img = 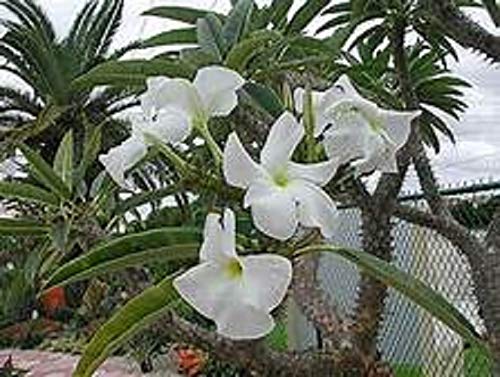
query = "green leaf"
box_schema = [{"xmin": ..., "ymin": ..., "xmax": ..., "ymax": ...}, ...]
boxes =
[
  {"xmin": 322, "ymin": 2, "xmax": 351, "ymax": 14},
  {"xmin": 243, "ymin": 82, "xmax": 284, "ymax": 118},
  {"xmin": 225, "ymin": 30, "xmax": 281, "ymax": 71},
  {"xmin": 0, "ymin": 217, "xmax": 48, "ymax": 236},
  {"xmin": 72, "ymin": 59, "xmax": 194, "ymax": 91},
  {"xmin": 482, "ymin": 0, "xmax": 500, "ymax": 26},
  {"xmin": 0, "ymin": 181, "xmax": 59, "ymax": 206},
  {"xmin": 53, "ymin": 130, "xmax": 74, "ymax": 192},
  {"xmin": 113, "ymin": 185, "xmax": 181, "ymax": 216},
  {"xmin": 50, "ymin": 217, "xmax": 70, "ymax": 253},
  {"xmin": 286, "ymin": 0, "xmax": 330, "ymax": 34},
  {"xmin": 30, "ymin": 105, "xmax": 64, "ymax": 137},
  {"xmin": 142, "ymin": 6, "xmax": 225, "ymax": 25},
  {"xmin": 140, "ymin": 27, "xmax": 197, "ymax": 48},
  {"xmin": 197, "ymin": 14, "xmax": 224, "ymax": 61},
  {"xmin": 269, "ymin": 0, "xmax": 293, "ymax": 28},
  {"xmin": 76, "ymin": 122, "xmax": 102, "ymax": 185},
  {"xmin": 19, "ymin": 144, "xmax": 71, "ymax": 200},
  {"xmin": 73, "ymin": 274, "xmax": 179, "ymax": 377},
  {"xmin": 296, "ymin": 245, "xmax": 488, "ymax": 352},
  {"xmin": 316, "ymin": 13, "xmax": 351, "ymax": 33},
  {"xmin": 44, "ymin": 227, "xmax": 201, "ymax": 289},
  {"xmin": 221, "ymin": 0, "xmax": 254, "ymax": 49}
]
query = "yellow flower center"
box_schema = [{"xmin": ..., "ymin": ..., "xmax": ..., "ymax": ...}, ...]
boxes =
[
  {"xmin": 273, "ymin": 169, "xmax": 289, "ymax": 188},
  {"xmin": 224, "ymin": 258, "xmax": 243, "ymax": 280}
]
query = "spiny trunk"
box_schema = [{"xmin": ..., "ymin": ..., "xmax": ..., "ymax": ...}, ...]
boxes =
[
  {"xmin": 352, "ymin": 207, "xmax": 393, "ymax": 358},
  {"xmin": 485, "ymin": 209, "xmax": 500, "ymax": 375}
]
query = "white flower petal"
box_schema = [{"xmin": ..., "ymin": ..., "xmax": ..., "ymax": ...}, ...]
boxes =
[
  {"xmin": 241, "ymin": 254, "xmax": 292, "ymax": 311},
  {"xmin": 332, "ymin": 75, "xmax": 362, "ymax": 99},
  {"xmin": 290, "ymin": 181, "xmax": 337, "ymax": 238},
  {"xmin": 215, "ymin": 302, "xmax": 275, "ymax": 340},
  {"xmin": 322, "ymin": 113, "xmax": 371, "ymax": 164},
  {"xmin": 174, "ymin": 262, "xmax": 275, "ymax": 340},
  {"xmin": 260, "ymin": 112, "xmax": 304, "ymax": 172},
  {"xmin": 380, "ymin": 109, "xmax": 420, "ymax": 148},
  {"xmin": 243, "ymin": 181, "xmax": 275, "ymax": 208},
  {"xmin": 139, "ymin": 107, "xmax": 191, "ymax": 145},
  {"xmin": 194, "ymin": 66, "xmax": 245, "ymax": 117},
  {"xmin": 250, "ymin": 189, "xmax": 298, "ymax": 240},
  {"xmin": 147, "ymin": 77, "xmax": 201, "ymax": 118},
  {"xmin": 99, "ymin": 136, "xmax": 147, "ymax": 187},
  {"xmin": 142, "ymin": 77, "xmax": 170, "ymax": 115},
  {"xmin": 293, "ymin": 87, "xmax": 325, "ymax": 114},
  {"xmin": 200, "ymin": 210, "xmax": 237, "ymax": 263},
  {"xmin": 223, "ymin": 132, "xmax": 264, "ymax": 189},
  {"xmin": 293, "ymin": 87, "xmax": 306, "ymax": 113},
  {"xmin": 356, "ymin": 146, "xmax": 399, "ymax": 174},
  {"xmin": 288, "ymin": 159, "xmax": 339, "ymax": 186},
  {"xmin": 173, "ymin": 262, "xmax": 230, "ymax": 319}
]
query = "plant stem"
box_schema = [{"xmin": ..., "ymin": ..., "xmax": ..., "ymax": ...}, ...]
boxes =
[{"xmin": 197, "ymin": 122, "xmax": 223, "ymax": 167}]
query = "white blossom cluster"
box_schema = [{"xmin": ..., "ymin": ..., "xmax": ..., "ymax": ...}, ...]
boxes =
[{"xmin": 99, "ymin": 66, "xmax": 420, "ymax": 339}]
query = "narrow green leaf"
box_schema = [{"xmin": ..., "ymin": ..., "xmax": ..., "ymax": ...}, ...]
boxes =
[
  {"xmin": 197, "ymin": 15, "xmax": 224, "ymax": 61},
  {"xmin": 142, "ymin": 6, "xmax": 225, "ymax": 25},
  {"xmin": 44, "ymin": 227, "xmax": 201, "ymax": 289},
  {"xmin": 0, "ymin": 217, "xmax": 48, "ymax": 236},
  {"xmin": 482, "ymin": 0, "xmax": 500, "ymax": 26},
  {"xmin": 140, "ymin": 27, "xmax": 197, "ymax": 48},
  {"xmin": 269, "ymin": 0, "xmax": 293, "ymax": 27},
  {"xmin": 286, "ymin": 0, "xmax": 330, "ymax": 34},
  {"xmin": 221, "ymin": 0, "xmax": 254, "ymax": 49},
  {"xmin": 316, "ymin": 13, "xmax": 351, "ymax": 34},
  {"xmin": 72, "ymin": 59, "xmax": 194, "ymax": 91},
  {"xmin": 225, "ymin": 30, "xmax": 281, "ymax": 71},
  {"xmin": 76, "ymin": 122, "xmax": 102, "ymax": 185},
  {"xmin": 0, "ymin": 181, "xmax": 59, "ymax": 206},
  {"xmin": 113, "ymin": 185, "xmax": 181, "ymax": 216},
  {"xmin": 73, "ymin": 274, "xmax": 179, "ymax": 377},
  {"xmin": 50, "ymin": 218, "xmax": 70, "ymax": 253},
  {"xmin": 30, "ymin": 105, "xmax": 64, "ymax": 137},
  {"xmin": 53, "ymin": 130, "xmax": 74, "ymax": 192},
  {"xmin": 243, "ymin": 82, "xmax": 284, "ymax": 118},
  {"xmin": 322, "ymin": 2, "xmax": 351, "ymax": 14},
  {"xmin": 296, "ymin": 245, "xmax": 488, "ymax": 352},
  {"xmin": 19, "ymin": 144, "xmax": 71, "ymax": 200}
]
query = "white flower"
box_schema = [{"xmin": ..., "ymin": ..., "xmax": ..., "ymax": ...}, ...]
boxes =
[
  {"xmin": 143, "ymin": 66, "xmax": 245, "ymax": 130},
  {"xmin": 98, "ymin": 132, "xmax": 148, "ymax": 188},
  {"xmin": 173, "ymin": 209, "xmax": 292, "ymax": 340},
  {"xmin": 223, "ymin": 112, "xmax": 339, "ymax": 241},
  {"xmin": 99, "ymin": 66, "xmax": 245, "ymax": 187},
  {"xmin": 294, "ymin": 75, "xmax": 420, "ymax": 174}
]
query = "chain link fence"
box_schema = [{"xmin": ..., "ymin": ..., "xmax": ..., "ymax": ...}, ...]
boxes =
[{"xmin": 289, "ymin": 180, "xmax": 500, "ymax": 377}]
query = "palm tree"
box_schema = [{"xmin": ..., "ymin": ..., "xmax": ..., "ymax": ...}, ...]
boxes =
[{"xmin": 0, "ymin": 0, "xmax": 137, "ymax": 161}]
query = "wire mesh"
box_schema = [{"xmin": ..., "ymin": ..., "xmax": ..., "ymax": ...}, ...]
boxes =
[{"xmin": 304, "ymin": 180, "xmax": 500, "ymax": 376}]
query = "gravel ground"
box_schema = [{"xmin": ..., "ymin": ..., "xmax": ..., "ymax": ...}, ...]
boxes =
[{"xmin": 0, "ymin": 349, "xmax": 173, "ymax": 377}]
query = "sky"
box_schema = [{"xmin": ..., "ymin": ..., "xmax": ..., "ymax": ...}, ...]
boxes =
[{"xmin": 1, "ymin": 0, "xmax": 500, "ymax": 192}]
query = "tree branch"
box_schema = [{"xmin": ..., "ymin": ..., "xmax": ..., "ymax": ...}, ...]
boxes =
[
  {"xmin": 420, "ymin": 0, "xmax": 500, "ymax": 62},
  {"xmin": 159, "ymin": 311, "xmax": 343, "ymax": 376},
  {"xmin": 392, "ymin": 203, "xmax": 485, "ymax": 262}
]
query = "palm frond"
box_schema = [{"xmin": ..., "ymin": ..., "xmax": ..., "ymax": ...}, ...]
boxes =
[
  {"xmin": 0, "ymin": 0, "xmax": 56, "ymax": 43},
  {"xmin": 0, "ymin": 87, "xmax": 42, "ymax": 116}
]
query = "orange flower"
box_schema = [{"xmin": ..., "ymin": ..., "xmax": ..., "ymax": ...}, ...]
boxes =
[
  {"xmin": 176, "ymin": 348, "xmax": 205, "ymax": 377},
  {"xmin": 40, "ymin": 286, "xmax": 67, "ymax": 316}
]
